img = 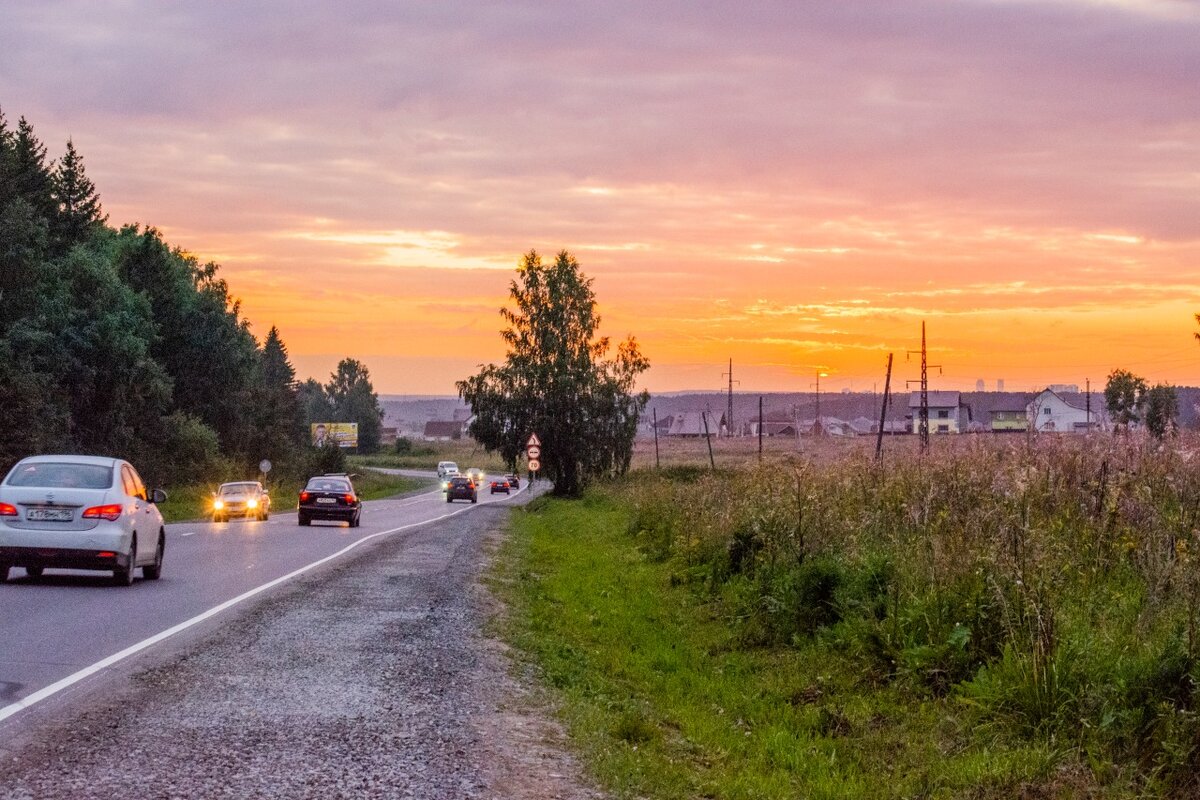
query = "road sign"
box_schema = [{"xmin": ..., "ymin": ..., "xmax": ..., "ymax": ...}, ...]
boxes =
[
  {"xmin": 527, "ymin": 458, "xmax": 541, "ymax": 472},
  {"xmin": 526, "ymin": 433, "xmax": 541, "ymax": 448},
  {"xmin": 259, "ymin": 459, "xmax": 272, "ymax": 474},
  {"xmin": 526, "ymin": 445, "xmax": 541, "ymax": 460}
]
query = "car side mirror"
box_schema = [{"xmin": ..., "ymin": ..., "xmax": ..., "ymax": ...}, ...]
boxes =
[{"xmin": 151, "ymin": 488, "xmax": 168, "ymax": 504}]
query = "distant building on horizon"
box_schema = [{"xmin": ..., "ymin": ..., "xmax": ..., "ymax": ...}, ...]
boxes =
[
  {"xmin": 1047, "ymin": 383, "xmax": 1080, "ymax": 394},
  {"xmin": 976, "ymin": 379, "xmax": 985, "ymax": 391},
  {"xmin": 997, "ymin": 378, "xmax": 1005, "ymax": 391}
]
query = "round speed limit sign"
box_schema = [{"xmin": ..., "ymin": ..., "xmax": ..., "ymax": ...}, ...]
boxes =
[{"xmin": 527, "ymin": 458, "xmax": 541, "ymax": 472}]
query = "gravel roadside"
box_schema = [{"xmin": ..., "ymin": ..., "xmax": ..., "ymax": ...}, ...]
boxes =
[{"xmin": 0, "ymin": 493, "xmax": 602, "ymax": 800}]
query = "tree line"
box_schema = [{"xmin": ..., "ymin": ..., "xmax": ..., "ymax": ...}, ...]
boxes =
[{"xmin": 0, "ymin": 108, "xmax": 383, "ymax": 486}]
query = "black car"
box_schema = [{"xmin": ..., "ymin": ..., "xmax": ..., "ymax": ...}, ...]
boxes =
[
  {"xmin": 445, "ymin": 475, "xmax": 477, "ymax": 504},
  {"xmin": 298, "ymin": 474, "xmax": 362, "ymax": 527},
  {"xmin": 489, "ymin": 477, "xmax": 510, "ymax": 495},
  {"xmin": 504, "ymin": 473, "xmax": 520, "ymax": 490}
]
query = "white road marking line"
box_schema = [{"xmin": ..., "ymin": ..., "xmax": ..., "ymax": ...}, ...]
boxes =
[
  {"xmin": 179, "ymin": 532, "xmax": 197, "ymax": 537},
  {"xmin": 0, "ymin": 494, "xmax": 511, "ymax": 725}
]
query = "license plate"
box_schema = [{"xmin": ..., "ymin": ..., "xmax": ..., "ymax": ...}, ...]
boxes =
[
  {"xmin": 27, "ymin": 508, "xmax": 73, "ymax": 522},
  {"xmin": 316, "ymin": 497, "xmax": 336, "ymax": 504}
]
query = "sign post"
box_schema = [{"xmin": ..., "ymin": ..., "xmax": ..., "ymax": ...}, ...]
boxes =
[{"xmin": 525, "ymin": 433, "xmax": 541, "ymax": 483}]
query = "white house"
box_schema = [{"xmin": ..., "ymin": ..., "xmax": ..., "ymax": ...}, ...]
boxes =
[
  {"xmin": 1027, "ymin": 389, "xmax": 1105, "ymax": 433},
  {"xmin": 907, "ymin": 391, "xmax": 970, "ymax": 434},
  {"xmin": 665, "ymin": 411, "xmax": 723, "ymax": 437}
]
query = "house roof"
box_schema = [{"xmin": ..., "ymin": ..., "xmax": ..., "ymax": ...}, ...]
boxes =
[
  {"xmin": 423, "ymin": 420, "xmax": 464, "ymax": 437},
  {"xmin": 666, "ymin": 411, "xmax": 721, "ymax": 435},
  {"xmin": 908, "ymin": 391, "xmax": 962, "ymax": 409}
]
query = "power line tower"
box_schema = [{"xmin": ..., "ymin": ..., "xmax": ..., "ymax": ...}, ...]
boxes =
[
  {"xmin": 721, "ymin": 358, "xmax": 739, "ymax": 436},
  {"xmin": 905, "ymin": 321, "xmax": 941, "ymax": 453},
  {"xmin": 811, "ymin": 371, "xmax": 827, "ymax": 436}
]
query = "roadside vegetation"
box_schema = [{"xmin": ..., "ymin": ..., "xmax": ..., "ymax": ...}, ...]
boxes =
[
  {"xmin": 496, "ymin": 434, "xmax": 1200, "ymax": 798},
  {"xmin": 0, "ymin": 108, "xmax": 385, "ymax": 495},
  {"xmin": 349, "ymin": 439, "xmax": 509, "ymax": 474}
]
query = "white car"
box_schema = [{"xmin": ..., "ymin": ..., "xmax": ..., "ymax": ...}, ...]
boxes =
[
  {"xmin": 437, "ymin": 461, "xmax": 459, "ymax": 478},
  {"xmin": 0, "ymin": 455, "xmax": 167, "ymax": 586}
]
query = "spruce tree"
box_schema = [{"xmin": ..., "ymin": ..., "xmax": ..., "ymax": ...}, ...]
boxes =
[
  {"xmin": 52, "ymin": 138, "xmax": 105, "ymax": 248},
  {"xmin": 0, "ymin": 107, "xmax": 15, "ymax": 209},
  {"xmin": 10, "ymin": 117, "xmax": 56, "ymax": 222}
]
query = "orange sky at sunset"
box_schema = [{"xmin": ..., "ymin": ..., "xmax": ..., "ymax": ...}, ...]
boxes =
[{"xmin": 4, "ymin": 1, "xmax": 1199, "ymax": 394}]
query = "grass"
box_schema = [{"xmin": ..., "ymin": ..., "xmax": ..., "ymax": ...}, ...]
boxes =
[
  {"xmin": 350, "ymin": 438, "xmax": 510, "ymax": 473},
  {"xmin": 157, "ymin": 470, "xmax": 425, "ymax": 523},
  {"xmin": 493, "ymin": 434, "xmax": 1200, "ymax": 798},
  {"xmin": 496, "ymin": 495, "xmax": 1061, "ymax": 799}
]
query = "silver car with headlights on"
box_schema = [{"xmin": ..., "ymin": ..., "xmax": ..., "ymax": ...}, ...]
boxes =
[{"xmin": 0, "ymin": 455, "xmax": 168, "ymax": 586}]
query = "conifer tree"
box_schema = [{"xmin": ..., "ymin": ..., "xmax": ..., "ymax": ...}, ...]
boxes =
[
  {"xmin": 10, "ymin": 117, "xmax": 56, "ymax": 221},
  {"xmin": 0, "ymin": 107, "xmax": 16, "ymax": 209},
  {"xmin": 52, "ymin": 138, "xmax": 105, "ymax": 248}
]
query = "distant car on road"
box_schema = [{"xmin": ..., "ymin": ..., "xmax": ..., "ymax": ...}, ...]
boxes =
[
  {"xmin": 489, "ymin": 477, "xmax": 510, "ymax": 495},
  {"xmin": 0, "ymin": 454, "xmax": 167, "ymax": 586},
  {"xmin": 298, "ymin": 473, "xmax": 361, "ymax": 527},
  {"xmin": 465, "ymin": 467, "xmax": 485, "ymax": 486},
  {"xmin": 504, "ymin": 473, "xmax": 520, "ymax": 490},
  {"xmin": 212, "ymin": 481, "xmax": 270, "ymax": 522},
  {"xmin": 437, "ymin": 461, "xmax": 459, "ymax": 478},
  {"xmin": 445, "ymin": 475, "xmax": 477, "ymax": 504}
]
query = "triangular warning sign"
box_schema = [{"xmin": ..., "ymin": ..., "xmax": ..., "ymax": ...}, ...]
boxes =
[{"xmin": 526, "ymin": 433, "xmax": 541, "ymax": 447}]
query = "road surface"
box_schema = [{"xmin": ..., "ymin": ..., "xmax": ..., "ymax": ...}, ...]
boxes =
[{"xmin": 0, "ymin": 472, "xmax": 515, "ymax": 727}]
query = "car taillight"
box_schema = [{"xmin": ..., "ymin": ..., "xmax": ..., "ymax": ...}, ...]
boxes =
[
  {"xmin": 83, "ymin": 504, "xmax": 123, "ymax": 521},
  {"xmin": 299, "ymin": 491, "xmax": 310, "ymax": 503},
  {"xmin": 0, "ymin": 502, "xmax": 17, "ymax": 516},
  {"xmin": 344, "ymin": 493, "xmax": 356, "ymax": 503}
]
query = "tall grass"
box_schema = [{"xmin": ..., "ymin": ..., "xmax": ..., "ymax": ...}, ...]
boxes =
[{"xmin": 614, "ymin": 434, "xmax": 1200, "ymax": 794}]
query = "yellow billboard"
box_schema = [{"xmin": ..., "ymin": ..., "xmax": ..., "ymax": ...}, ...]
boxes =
[{"xmin": 311, "ymin": 422, "xmax": 358, "ymax": 448}]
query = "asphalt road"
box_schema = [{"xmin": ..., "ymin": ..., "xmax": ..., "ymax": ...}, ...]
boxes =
[{"xmin": 0, "ymin": 472, "xmax": 520, "ymax": 728}]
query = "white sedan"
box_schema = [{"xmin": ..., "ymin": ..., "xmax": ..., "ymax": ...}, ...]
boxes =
[{"xmin": 0, "ymin": 455, "xmax": 168, "ymax": 586}]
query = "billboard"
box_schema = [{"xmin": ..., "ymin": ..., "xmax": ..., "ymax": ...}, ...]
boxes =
[{"xmin": 311, "ymin": 422, "xmax": 358, "ymax": 449}]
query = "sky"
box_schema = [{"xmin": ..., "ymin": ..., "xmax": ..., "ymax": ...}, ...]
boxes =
[{"xmin": 3, "ymin": 0, "xmax": 1199, "ymax": 395}]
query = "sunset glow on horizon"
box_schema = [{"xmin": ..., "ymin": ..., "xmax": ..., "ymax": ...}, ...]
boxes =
[{"xmin": 4, "ymin": 0, "xmax": 1199, "ymax": 394}]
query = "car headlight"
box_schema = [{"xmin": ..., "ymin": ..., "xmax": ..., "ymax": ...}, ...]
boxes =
[
  {"xmin": 247, "ymin": 499, "xmax": 258, "ymax": 509},
  {"xmin": 214, "ymin": 500, "xmax": 225, "ymax": 510}
]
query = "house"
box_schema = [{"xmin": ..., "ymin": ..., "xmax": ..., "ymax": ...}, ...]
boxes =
[
  {"xmin": 380, "ymin": 426, "xmax": 399, "ymax": 446},
  {"xmin": 990, "ymin": 408, "xmax": 1028, "ymax": 433},
  {"xmin": 908, "ymin": 391, "xmax": 971, "ymax": 434},
  {"xmin": 750, "ymin": 413, "xmax": 798, "ymax": 437},
  {"xmin": 422, "ymin": 420, "xmax": 465, "ymax": 441},
  {"xmin": 1027, "ymin": 389, "xmax": 1104, "ymax": 433},
  {"xmin": 666, "ymin": 411, "xmax": 723, "ymax": 437}
]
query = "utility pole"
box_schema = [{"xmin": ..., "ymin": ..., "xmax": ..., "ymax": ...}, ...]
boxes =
[
  {"xmin": 653, "ymin": 407, "xmax": 660, "ymax": 469},
  {"xmin": 875, "ymin": 353, "xmax": 894, "ymax": 462},
  {"xmin": 1086, "ymin": 379, "xmax": 1091, "ymax": 432},
  {"xmin": 906, "ymin": 321, "xmax": 941, "ymax": 454},
  {"xmin": 758, "ymin": 396, "xmax": 764, "ymax": 462},
  {"xmin": 811, "ymin": 371, "xmax": 826, "ymax": 436},
  {"xmin": 721, "ymin": 359, "xmax": 739, "ymax": 436}
]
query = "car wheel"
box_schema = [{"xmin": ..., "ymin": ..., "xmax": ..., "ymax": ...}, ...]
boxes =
[
  {"xmin": 25, "ymin": 566, "xmax": 44, "ymax": 580},
  {"xmin": 0, "ymin": 562, "xmax": 10, "ymax": 583},
  {"xmin": 298, "ymin": 514, "xmax": 311, "ymax": 527},
  {"xmin": 261, "ymin": 509, "xmax": 270, "ymax": 521},
  {"xmin": 114, "ymin": 538, "xmax": 137, "ymax": 586},
  {"xmin": 212, "ymin": 514, "xmax": 223, "ymax": 523},
  {"xmin": 471, "ymin": 496, "xmax": 477, "ymax": 504},
  {"xmin": 446, "ymin": 496, "xmax": 453, "ymax": 503},
  {"xmin": 143, "ymin": 533, "xmax": 165, "ymax": 580}
]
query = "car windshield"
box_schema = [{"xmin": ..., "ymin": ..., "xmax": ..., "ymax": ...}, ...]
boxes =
[
  {"xmin": 307, "ymin": 479, "xmax": 350, "ymax": 492},
  {"xmin": 5, "ymin": 462, "xmax": 113, "ymax": 489},
  {"xmin": 451, "ymin": 477, "xmax": 471, "ymax": 485},
  {"xmin": 219, "ymin": 483, "xmax": 258, "ymax": 496}
]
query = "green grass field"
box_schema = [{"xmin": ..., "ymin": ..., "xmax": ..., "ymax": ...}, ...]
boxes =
[{"xmin": 494, "ymin": 435, "xmax": 1200, "ymax": 798}]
